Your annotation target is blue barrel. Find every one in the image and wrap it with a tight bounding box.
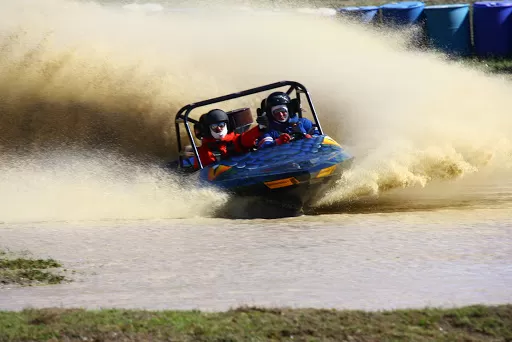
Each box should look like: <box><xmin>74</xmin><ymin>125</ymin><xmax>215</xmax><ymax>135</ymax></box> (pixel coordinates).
<box><xmin>473</xmin><ymin>1</ymin><xmax>512</xmax><ymax>57</ymax></box>
<box><xmin>337</xmin><ymin>6</ymin><xmax>380</xmax><ymax>23</ymax></box>
<box><xmin>424</xmin><ymin>4</ymin><xmax>471</xmax><ymax>56</ymax></box>
<box><xmin>381</xmin><ymin>1</ymin><xmax>425</xmax><ymax>26</ymax></box>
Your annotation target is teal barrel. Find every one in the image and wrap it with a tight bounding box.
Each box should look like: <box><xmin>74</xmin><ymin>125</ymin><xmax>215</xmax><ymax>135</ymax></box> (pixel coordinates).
<box><xmin>381</xmin><ymin>1</ymin><xmax>425</xmax><ymax>26</ymax></box>
<box><xmin>473</xmin><ymin>1</ymin><xmax>512</xmax><ymax>57</ymax></box>
<box><xmin>424</xmin><ymin>4</ymin><xmax>471</xmax><ymax>56</ymax></box>
<box><xmin>337</xmin><ymin>6</ymin><xmax>380</xmax><ymax>23</ymax></box>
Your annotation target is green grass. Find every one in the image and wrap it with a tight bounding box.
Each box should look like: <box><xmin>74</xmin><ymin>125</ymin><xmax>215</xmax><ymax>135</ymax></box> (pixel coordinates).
<box><xmin>471</xmin><ymin>58</ymin><xmax>512</xmax><ymax>74</ymax></box>
<box><xmin>0</xmin><ymin>250</ymin><xmax>67</xmax><ymax>286</ymax></box>
<box><xmin>0</xmin><ymin>304</ymin><xmax>510</xmax><ymax>341</ymax></box>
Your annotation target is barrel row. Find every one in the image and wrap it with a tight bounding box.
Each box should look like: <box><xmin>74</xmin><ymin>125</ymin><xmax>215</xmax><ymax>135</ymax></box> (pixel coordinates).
<box><xmin>338</xmin><ymin>1</ymin><xmax>512</xmax><ymax>57</ymax></box>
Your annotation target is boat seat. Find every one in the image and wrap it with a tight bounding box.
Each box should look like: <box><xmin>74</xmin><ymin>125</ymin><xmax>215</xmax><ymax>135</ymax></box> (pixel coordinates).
<box><xmin>227</xmin><ymin>107</ymin><xmax>254</xmax><ymax>134</ymax></box>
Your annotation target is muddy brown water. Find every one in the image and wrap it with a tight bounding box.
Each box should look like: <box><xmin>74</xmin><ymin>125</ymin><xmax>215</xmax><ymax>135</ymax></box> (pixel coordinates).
<box><xmin>1</xmin><ymin>202</ymin><xmax>512</xmax><ymax>312</ymax></box>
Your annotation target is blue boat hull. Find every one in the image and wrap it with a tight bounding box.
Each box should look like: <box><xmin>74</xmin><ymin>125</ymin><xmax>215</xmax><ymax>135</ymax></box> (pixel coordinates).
<box><xmin>198</xmin><ymin>135</ymin><xmax>354</xmax><ymax>213</ymax></box>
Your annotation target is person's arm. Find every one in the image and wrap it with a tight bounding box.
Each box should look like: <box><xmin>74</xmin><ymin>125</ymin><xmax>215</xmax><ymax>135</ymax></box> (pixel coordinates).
<box><xmin>257</xmin><ymin>127</ymin><xmax>287</xmax><ymax>148</ymax></box>
<box><xmin>239</xmin><ymin>125</ymin><xmax>263</xmax><ymax>150</ymax></box>
<box><xmin>257</xmin><ymin>130</ymin><xmax>292</xmax><ymax>148</ymax></box>
<box><xmin>303</xmin><ymin>119</ymin><xmax>320</xmax><ymax>135</ymax></box>
<box><xmin>257</xmin><ymin>133</ymin><xmax>275</xmax><ymax>149</ymax></box>
<box><xmin>193</xmin><ymin>145</ymin><xmax>216</xmax><ymax>168</ymax></box>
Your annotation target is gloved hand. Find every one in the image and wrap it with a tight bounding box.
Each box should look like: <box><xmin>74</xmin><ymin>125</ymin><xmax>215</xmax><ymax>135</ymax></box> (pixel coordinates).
<box><xmin>304</xmin><ymin>134</ymin><xmax>312</xmax><ymax>139</ymax></box>
<box><xmin>256</xmin><ymin>113</ymin><xmax>269</xmax><ymax>131</ymax></box>
<box><xmin>183</xmin><ymin>145</ymin><xmax>195</xmax><ymax>157</ymax></box>
<box><xmin>276</xmin><ymin>133</ymin><xmax>291</xmax><ymax>145</ymax></box>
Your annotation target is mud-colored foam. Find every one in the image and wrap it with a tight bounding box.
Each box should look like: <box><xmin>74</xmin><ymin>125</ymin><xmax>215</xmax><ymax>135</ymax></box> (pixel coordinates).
<box><xmin>1</xmin><ymin>0</ymin><xmax>512</xmax><ymax>222</ymax></box>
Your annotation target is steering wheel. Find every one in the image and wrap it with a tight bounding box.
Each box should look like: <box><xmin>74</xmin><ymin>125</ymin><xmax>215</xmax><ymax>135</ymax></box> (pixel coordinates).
<box><xmin>289</xmin><ymin>132</ymin><xmax>306</xmax><ymax>141</ymax></box>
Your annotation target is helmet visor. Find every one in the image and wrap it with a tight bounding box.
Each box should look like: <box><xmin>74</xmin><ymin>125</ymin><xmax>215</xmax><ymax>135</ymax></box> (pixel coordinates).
<box><xmin>209</xmin><ymin>121</ymin><xmax>227</xmax><ymax>132</ymax></box>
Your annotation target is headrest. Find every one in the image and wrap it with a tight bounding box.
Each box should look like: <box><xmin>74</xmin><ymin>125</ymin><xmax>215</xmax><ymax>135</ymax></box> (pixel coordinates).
<box><xmin>227</xmin><ymin>107</ymin><xmax>254</xmax><ymax>134</ymax></box>
<box><xmin>289</xmin><ymin>98</ymin><xmax>301</xmax><ymax>118</ymax></box>
<box><xmin>194</xmin><ymin>113</ymin><xmax>210</xmax><ymax>139</ymax></box>
<box><xmin>193</xmin><ymin>123</ymin><xmax>203</xmax><ymax>139</ymax></box>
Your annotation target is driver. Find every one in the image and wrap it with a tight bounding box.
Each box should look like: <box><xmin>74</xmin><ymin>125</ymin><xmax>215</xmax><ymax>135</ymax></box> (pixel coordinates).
<box><xmin>193</xmin><ymin>108</ymin><xmax>262</xmax><ymax>168</ymax></box>
<box><xmin>256</xmin><ymin>92</ymin><xmax>319</xmax><ymax>149</ymax></box>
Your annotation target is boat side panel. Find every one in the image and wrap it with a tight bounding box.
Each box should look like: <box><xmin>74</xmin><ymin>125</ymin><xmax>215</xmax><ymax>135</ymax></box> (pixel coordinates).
<box><xmin>199</xmin><ymin>135</ymin><xmax>353</xmax><ymax>190</ymax></box>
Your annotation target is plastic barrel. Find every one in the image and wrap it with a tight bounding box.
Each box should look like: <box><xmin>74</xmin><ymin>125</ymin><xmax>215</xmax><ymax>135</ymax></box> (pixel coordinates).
<box><xmin>337</xmin><ymin>6</ymin><xmax>380</xmax><ymax>23</ymax></box>
<box><xmin>424</xmin><ymin>4</ymin><xmax>471</xmax><ymax>56</ymax></box>
<box><xmin>473</xmin><ymin>1</ymin><xmax>512</xmax><ymax>57</ymax></box>
<box><xmin>381</xmin><ymin>1</ymin><xmax>425</xmax><ymax>26</ymax></box>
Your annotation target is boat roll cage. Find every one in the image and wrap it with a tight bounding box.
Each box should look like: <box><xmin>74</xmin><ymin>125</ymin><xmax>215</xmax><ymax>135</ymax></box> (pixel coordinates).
<box><xmin>174</xmin><ymin>80</ymin><xmax>323</xmax><ymax>170</ymax></box>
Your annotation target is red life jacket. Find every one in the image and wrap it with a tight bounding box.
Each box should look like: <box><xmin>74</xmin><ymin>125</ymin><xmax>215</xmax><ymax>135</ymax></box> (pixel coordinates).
<box><xmin>194</xmin><ymin>125</ymin><xmax>261</xmax><ymax>168</ymax></box>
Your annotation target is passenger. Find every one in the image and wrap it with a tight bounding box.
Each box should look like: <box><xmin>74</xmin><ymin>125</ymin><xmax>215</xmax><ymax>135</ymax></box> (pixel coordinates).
<box><xmin>256</xmin><ymin>92</ymin><xmax>319</xmax><ymax>149</ymax></box>
<box><xmin>193</xmin><ymin>108</ymin><xmax>262</xmax><ymax>168</ymax></box>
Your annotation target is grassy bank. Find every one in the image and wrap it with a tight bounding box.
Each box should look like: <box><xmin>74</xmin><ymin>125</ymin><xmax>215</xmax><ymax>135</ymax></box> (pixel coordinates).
<box><xmin>0</xmin><ymin>250</ymin><xmax>68</xmax><ymax>286</ymax></box>
<box><xmin>0</xmin><ymin>304</ymin><xmax>510</xmax><ymax>341</ymax></box>
<box><xmin>467</xmin><ymin>58</ymin><xmax>512</xmax><ymax>75</ymax></box>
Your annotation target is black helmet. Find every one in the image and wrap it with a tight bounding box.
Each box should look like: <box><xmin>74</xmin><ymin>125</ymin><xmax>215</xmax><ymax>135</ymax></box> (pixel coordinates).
<box><xmin>265</xmin><ymin>92</ymin><xmax>291</xmax><ymax>111</ymax></box>
<box><xmin>204</xmin><ymin>109</ymin><xmax>229</xmax><ymax>125</ymax></box>
<box><xmin>198</xmin><ymin>109</ymin><xmax>230</xmax><ymax>138</ymax></box>
<box><xmin>265</xmin><ymin>91</ymin><xmax>300</xmax><ymax>124</ymax></box>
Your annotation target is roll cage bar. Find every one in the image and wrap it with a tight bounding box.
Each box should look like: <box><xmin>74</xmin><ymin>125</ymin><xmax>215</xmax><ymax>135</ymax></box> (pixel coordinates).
<box><xmin>174</xmin><ymin>80</ymin><xmax>323</xmax><ymax>170</ymax></box>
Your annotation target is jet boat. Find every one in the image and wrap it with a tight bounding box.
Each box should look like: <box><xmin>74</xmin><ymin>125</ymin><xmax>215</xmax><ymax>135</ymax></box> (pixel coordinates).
<box><xmin>168</xmin><ymin>80</ymin><xmax>354</xmax><ymax>217</ymax></box>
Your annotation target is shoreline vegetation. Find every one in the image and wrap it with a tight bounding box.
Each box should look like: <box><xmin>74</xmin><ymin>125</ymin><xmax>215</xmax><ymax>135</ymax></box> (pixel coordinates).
<box><xmin>0</xmin><ymin>250</ymin><xmax>68</xmax><ymax>287</ymax></box>
<box><xmin>0</xmin><ymin>304</ymin><xmax>510</xmax><ymax>341</ymax></box>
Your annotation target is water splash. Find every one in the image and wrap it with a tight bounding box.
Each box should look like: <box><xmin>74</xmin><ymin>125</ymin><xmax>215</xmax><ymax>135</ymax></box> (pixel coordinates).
<box><xmin>1</xmin><ymin>0</ymin><xmax>512</xmax><ymax>221</ymax></box>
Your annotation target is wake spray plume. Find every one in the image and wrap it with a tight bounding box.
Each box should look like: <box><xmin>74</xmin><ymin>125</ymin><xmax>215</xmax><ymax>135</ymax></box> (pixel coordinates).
<box><xmin>1</xmin><ymin>0</ymin><xmax>512</xmax><ymax>222</ymax></box>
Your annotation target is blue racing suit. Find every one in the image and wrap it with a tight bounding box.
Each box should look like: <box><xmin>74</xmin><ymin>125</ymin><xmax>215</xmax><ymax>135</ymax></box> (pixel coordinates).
<box><xmin>257</xmin><ymin>117</ymin><xmax>319</xmax><ymax>149</ymax></box>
